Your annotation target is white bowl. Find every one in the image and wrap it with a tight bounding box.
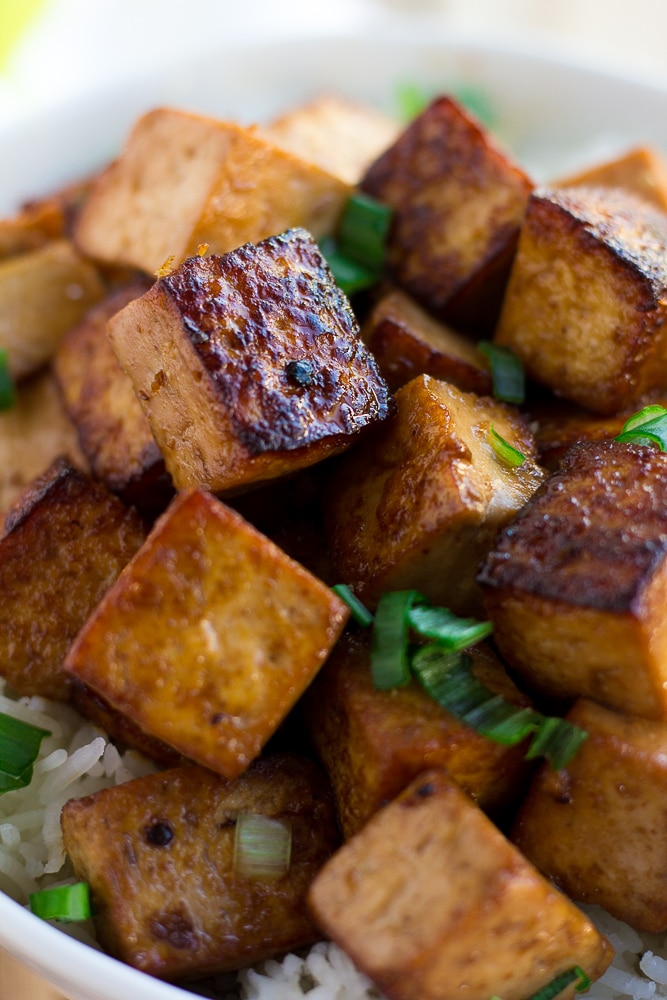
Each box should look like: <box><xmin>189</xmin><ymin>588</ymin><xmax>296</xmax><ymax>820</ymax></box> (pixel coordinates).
<box><xmin>2</xmin><ymin>28</ymin><xmax>667</xmax><ymax>1000</ymax></box>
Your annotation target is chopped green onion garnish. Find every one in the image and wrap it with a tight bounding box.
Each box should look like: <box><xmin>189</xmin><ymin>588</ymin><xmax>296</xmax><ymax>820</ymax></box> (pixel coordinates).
<box><xmin>0</xmin><ymin>711</ymin><xmax>50</xmax><ymax>795</ymax></box>
<box><xmin>29</xmin><ymin>882</ymin><xmax>91</xmax><ymax>923</ymax></box>
<box><xmin>331</xmin><ymin>584</ymin><xmax>373</xmax><ymax>627</ymax></box>
<box><xmin>525</xmin><ymin>717</ymin><xmax>589</xmax><ymax>770</ymax></box>
<box><xmin>488</xmin><ymin>426</ymin><xmax>526</xmax><ymax>468</ymax></box>
<box><xmin>338</xmin><ymin>192</ymin><xmax>393</xmax><ymax>271</ymax></box>
<box><xmin>407</xmin><ymin>604</ymin><xmax>493</xmax><ymax>651</ymax></box>
<box><xmin>615</xmin><ymin>405</ymin><xmax>667</xmax><ymax>451</ymax></box>
<box><xmin>319</xmin><ymin>236</ymin><xmax>379</xmax><ymax>296</ymax></box>
<box><xmin>478</xmin><ymin>342</ymin><xmax>525</xmax><ymax>404</ymax></box>
<box><xmin>395</xmin><ymin>82</ymin><xmax>497</xmax><ymax>129</ymax></box>
<box><xmin>621</xmin><ymin>404</ymin><xmax>667</xmax><ymax>432</ymax></box>
<box><xmin>527</xmin><ymin>967</ymin><xmax>591</xmax><ymax>1000</ymax></box>
<box><xmin>0</xmin><ymin>350</ymin><xmax>16</xmax><ymax>411</ymax></box>
<box><xmin>370</xmin><ymin>590</ymin><xmax>420</xmax><ymax>690</ymax></box>
<box><xmin>396</xmin><ymin>81</ymin><xmax>433</xmax><ymax>121</ymax></box>
<box><xmin>233</xmin><ymin>813</ymin><xmax>292</xmax><ymax>880</ymax></box>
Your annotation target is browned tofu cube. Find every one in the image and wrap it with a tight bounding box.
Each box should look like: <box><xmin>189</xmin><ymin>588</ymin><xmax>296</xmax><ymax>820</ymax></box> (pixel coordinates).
<box><xmin>61</xmin><ymin>753</ymin><xmax>340</xmax><ymax>980</ymax></box>
<box><xmin>54</xmin><ymin>282</ymin><xmax>173</xmax><ymax>516</ymax></box>
<box><xmin>555</xmin><ymin>146</ymin><xmax>667</xmax><ymax>213</ymax></box>
<box><xmin>302</xmin><ymin>632</ymin><xmax>533</xmax><ymax>838</ymax></box>
<box><xmin>308</xmin><ymin>769</ymin><xmax>612</xmax><ymax>1000</ymax></box>
<box><xmin>362</xmin><ymin>288</ymin><xmax>492</xmax><ymax>394</ymax></box>
<box><xmin>0</xmin><ymin>198</ymin><xmax>64</xmax><ymax>259</ymax></box>
<box><xmin>513</xmin><ymin>698</ymin><xmax>667</xmax><ymax>933</ymax></box>
<box><xmin>0</xmin><ymin>458</ymin><xmax>146</xmax><ymax>700</ymax></box>
<box><xmin>264</xmin><ymin>94</ymin><xmax>400</xmax><ymax>185</ymax></box>
<box><xmin>74</xmin><ymin>107</ymin><xmax>351</xmax><ymax>274</ymax></box>
<box><xmin>360</xmin><ymin>96</ymin><xmax>533</xmax><ymax>333</ymax></box>
<box><xmin>0</xmin><ymin>239</ymin><xmax>105</xmax><ymax>379</ymax></box>
<box><xmin>64</xmin><ymin>488</ymin><xmax>349</xmax><ymax>778</ymax></box>
<box><xmin>495</xmin><ymin>186</ymin><xmax>667</xmax><ymax>415</ymax></box>
<box><xmin>108</xmin><ymin>229</ymin><xmax>390</xmax><ymax>495</ymax></box>
<box><xmin>0</xmin><ymin>368</ymin><xmax>86</xmax><ymax>517</ymax></box>
<box><xmin>326</xmin><ymin>374</ymin><xmax>545</xmax><ymax>615</ymax></box>
<box><xmin>479</xmin><ymin>440</ymin><xmax>667</xmax><ymax>720</ymax></box>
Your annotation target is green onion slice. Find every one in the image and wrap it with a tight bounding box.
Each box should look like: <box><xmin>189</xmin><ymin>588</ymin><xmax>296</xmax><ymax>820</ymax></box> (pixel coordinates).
<box><xmin>0</xmin><ymin>711</ymin><xmax>50</xmax><ymax>795</ymax></box>
<box><xmin>407</xmin><ymin>604</ymin><xmax>493</xmax><ymax>651</ymax></box>
<box><xmin>478</xmin><ymin>342</ymin><xmax>525</xmax><ymax>404</ymax></box>
<box><xmin>331</xmin><ymin>584</ymin><xmax>374</xmax><ymax>627</ymax></box>
<box><xmin>488</xmin><ymin>426</ymin><xmax>526</xmax><ymax>468</ymax></box>
<box><xmin>29</xmin><ymin>882</ymin><xmax>91</xmax><ymax>923</ymax></box>
<box><xmin>338</xmin><ymin>192</ymin><xmax>393</xmax><ymax>271</ymax></box>
<box><xmin>233</xmin><ymin>813</ymin><xmax>292</xmax><ymax>880</ymax></box>
<box><xmin>319</xmin><ymin>236</ymin><xmax>380</xmax><ymax>296</ymax></box>
<box><xmin>525</xmin><ymin>717</ymin><xmax>589</xmax><ymax>770</ymax></box>
<box><xmin>0</xmin><ymin>350</ymin><xmax>16</xmax><ymax>411</ymax></box>
<box><xmin>370</xmin><ymin>590</ymin><xmax>421</xmax><ymax>690</ymax></box>
<box><xmin>527</xmin><ymin>966</ymin><xmax>591</xmax><ymax>1000</ymax></box>
<box><xmin>615</xmin><ymin>404</ymin><xmax>667</xmax><ymax>451</ymax></box>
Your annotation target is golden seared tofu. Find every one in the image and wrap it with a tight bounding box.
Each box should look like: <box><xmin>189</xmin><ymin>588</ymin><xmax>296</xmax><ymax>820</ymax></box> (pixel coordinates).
<box><xmin>61</xmin><ymin>753</ymin><xmax>340</xmax><ymax>981</ymax></box>
<box><xmin>513</xmin><ymin>698</ymin><xmax>667</xmax><ymax>933</ymax></box>
<box><xmin>495</xmin><ymin>186</ymin><xmax>667</xmax><ymax>415</ymax></box>
<box><xmin>74</xmin><ymin>107</ymin><xmax>350</xmax><ymax>274</ymax></box>
<box><xmin>0</xmin><ymin>239</ymin><xmax>105</xmax><ymax>380</ymax></box>
<box><xmin>555</xmin><ymin>146</ymin><xmax>667</xmax><ymax>213</ymax></box>
<box><xmin>302</xmin><ymin>632</ymin><xmax>533</xmax><ymax>838</ymax></box>
<box><xmin>0</xmin><ymin>197</ymin><xmax>64</xmax><ymax>259</ymax></box>
<box><xmin>54</xmin><ymin>282</ymin><xmax>173</xmax><ymax>516</ymax></box>
<box><xmin>308</xmin><ymin>769</ymin><xmax>612</xmax><ymax>1000</ymax></box>
<box><xmin>108</xmin><ymin>229</ymin><xmax>390</xmax><ymax>494</ymax></box>
<box><xmin>479</xmin><ymin>440</ymin><xmax>667</xmax><ymax>720</ymax></box>
<box><xmin>0</xmin><ymin>458</ymin><xmax>145</xmax><ymax>700</ymax></box>
<box><xmin>360</xmin><ymin>96</ymin><xmax>533</xmax><ymax>333</ymax></box>
<box><xmin>264</xmin><ymin>93</ymin><xmax>400</xmax><ymax>185</ymax></box>
<box><xmin>326</xmin><ymin>374</ymin><xmax>545</xmax><ymax>615</ymax></box>
<box><xmin>64</xmin><ymin>488</ymin><xmax>350</xmax><ymax>778</ymax></box>
<box><xmin>0</xmin><ymin>368</ymin><xmax>86</xmax><ymax>517</ymax></box>
<box><xmin>362</xmin><ymin>288</ymin><xmax>492</xmax><ymax>394</ymax></box>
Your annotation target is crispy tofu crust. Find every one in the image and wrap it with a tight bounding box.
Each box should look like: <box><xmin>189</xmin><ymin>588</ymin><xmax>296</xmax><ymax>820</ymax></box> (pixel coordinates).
<box><xmin>108</xmin><ymin>229</ymin><xmax>391</xmax><ymax>494</ymax></box>
<box><xmin>64</xmin><ymin>488</ymin><xmax>350</xmax><ymax>778</ymax></box>
<box><xmin>495</xmin><ymin>186</ymin><xmax>667</xmax><ymax>414</ymax></box>
<box><xmin>61</xmin><ymin>753</ymin><xmax>340</xmax><ymax>980</ymax></box>
<box><xmin>513</xmin><ymin>698</ymin><xmax>667</xmax><ymax>933</ymax></box>
<box><xmin>479</xmin><ymin>440</ymin><xmax>667</xmax><ymax>718</ymax></box>
<box><xmin>308</xmin><ymin>769</ymin><xmax>612</xmax><ymax>1000</ymax></box>
<box><xmin>555</xmin><ymin>146</ymin><xmax>667</xmax><ymax>213</ymax></box>
<box><xmin>361</xmin><ymin>96</ymin><xmax>533</xmax><ymax>333</ymax></box>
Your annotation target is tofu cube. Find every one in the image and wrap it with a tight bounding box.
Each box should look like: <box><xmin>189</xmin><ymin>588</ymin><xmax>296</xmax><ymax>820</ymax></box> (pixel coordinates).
<box><xmin>61</xmin><ymin>753</ymin><xmax>340</xmax><ymax>980</ymax></box>
<box><xmin>555</xmin><ymin>146</ymin><xmax>667</xmax><ymax>213</ymax></box>
<box><xmin>64</xmin><ymin>488</ymin><xmax>350</xmax><ymax>778</ymax></box>
<box><xmin>513</xmin><ymin>698</ymin><xmax>667</xmax><ymax>933</ymax></box>
<box><xmin>302</xmin><ymin>633</ymin><xmax>533</xmax><ymax>838</ymax></box>
<box><xmin>479</xmin><ymin>440</ymin><xmax>667</xmax><ymax>720</ymax></box>
<box><xmin>0</xmin><ymin>458</ymin><xmax>146</xmax><ymax>700</ymax></box>
<box><xmin>494</xmin><ymin>186</ymin><xmax>667</xmax><ymax>415</ymax></box>
<box><xmin>360</xmin><ymin>96</ymin><xmax>533</xmax><ymax>333</ymax></box>
<box><xmin>74</xmin><ymin>107</ymin><xmax>351</xmax><ymax>274</ymax></box>
<box><xmin>308</xmin><ymin>769</ymin><xmax>612</xmax><ymax>1000</ymax></box>
<box><xmin>0</xmin><ymin>239</ymin><xmax>105</xmax><ymax>380</ymax></box>
<box><xmin>0</xmin><ymin>198</ymin><xmax>64</xmax><ymax>259</ymax></box>
<box><xmin>54</xmin><ymin>282</ymin><xmax>173</xmax><ymax>516</ymax></box>
<box><xmin>326</xmin><ymin>374</ymin><xmax>545</xmax><ymax>615</ymax></box>
<box><xmin>362</xmin><ymin>288</ymin><xmax>492</xmax><ymax>394</ymax></box>
<box><xmin>108</xmin><ymin>229</ymin><xmax>390</xmax><ymax>494</ymax></box>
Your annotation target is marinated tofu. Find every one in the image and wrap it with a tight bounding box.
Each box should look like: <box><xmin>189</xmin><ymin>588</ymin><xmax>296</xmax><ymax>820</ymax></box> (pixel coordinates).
<box><xmin>361</xmin><ymin>288</ymin><xmax>492</xmax><ymax>394</ymax></box>
<box><xmin>0</xmin><ymin>198</ymin><xmax>64</xmax><ymax>259</ymax></box>
<box><xmin>61</xmin><ymin>753</ymin><xmax>340</xmax><ymax>980</ymax></box>
<box><xmin>0</xmin><ymin>458</ymin><xmax>146</xmax><ymax>700</ymax></box>
<box><xmin>54</xmin><ymin>282</ymin><xmax>173</xmax><ymax>516</ymax></box>
<box><xmin>360</xmin><ymin>96</ymin><xmax>533</xmax><ymax>333</ymax></box>
<box><xmin>74</xmin><ymin>107</ymin><xmax>351</xmax><ymax>274</ymax></box>
<box><xmin>326</xmin><ymin>374</ymin><xmax>545</xmax><ymax>614</ymax></box>
<box><xmin>108</xmin><ymin>229</ymin><xmax>391</xmax><ymax>494</ymax></box>
<box><xmin>513</xmin><ymin>698</ymin><xmax>667</xmax><ymax>933</ymax></box>
<box><xmin>494</xmin><ymin>186</ymin><xmax>667</xmax><ymax>415</ymax></box>
<box><xmin>479</xmin><ymin>439</ymin><xmax>667</xmax><ymax>719</ymax></box>
<box><xmin>555</xmin><ymin>146</ymin><xmax>667</xmax><ymax>213</ymax></box>
<box><xmin>302</xmin><ymin>632</ymin><xmax>533</xmax><ymax>838</ymax></box>
<box><xmin>64</xmin><ymin>488</ymin><xmax>349</xmax><ymax>778</ymax></box>
<box><xmin>308</xmin><ymin>769</ymin><xmax>612</xmax><ymax>1000</ymax></box>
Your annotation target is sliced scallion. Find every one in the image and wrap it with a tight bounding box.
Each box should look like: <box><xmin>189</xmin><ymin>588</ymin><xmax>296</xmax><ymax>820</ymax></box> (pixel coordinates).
<box><xmin>525</xmin><ymin>716</ymin><xmax>589</xmax><ymax>770</ymax></box>
<box><xmin>488</xmin><ymin>426</ymin><xmax>526</xmax><ymax>468</ymax></box>
<box><xmin>478</xmin><ymin>342</ymin><xmax>525</xmax><ymax>404</ymax></box>
<box><xmin>527</xmin><ymin>966</ymin><xmax>591</xmax><ymax>1000</ymax></box>
<box><xmin>331</xmin><ymin>584</ymin><xmax>374</xmax><ymax>627</ymax></box>
<box><xmin>233</xmin><ymin>813</ymin><xmax>292</xmax><ymax>880</ymax></box>
<box><xmin>29</xmin><ymin>882</ymin><xmax>91</xmax><ymax>923</ymax></box>
<box><xmin>319</xmin><ymin>236</ymin><xmax>379</xmax><ymax>296</ymax></box>
<box><xmin>370</xmin><ymin>590</ymin><xmax>421</xmax><ymax>690</ymax></box>
<box><xmin>615</xmin><ymin>405</ymin><xmax>667</xmax><ymax>451</ymax></box>
<box><xmin>338</xmin><ymin>192</ymin><xmax>393</xmax><ymax>271</ymax></box>
<box><xmin>407</xmin><ymin>604</ymin><xmax>493</xmax><ymax>651</ymax></box>
<box><xmin>0</xmin><ymin>350</ymin><xmax>16</xmax><ymax>411</ymax></box>
<box><xmin>0</xmin><ymin>711</ymin><xmax>50</xmax><ymax>795</ymax></box>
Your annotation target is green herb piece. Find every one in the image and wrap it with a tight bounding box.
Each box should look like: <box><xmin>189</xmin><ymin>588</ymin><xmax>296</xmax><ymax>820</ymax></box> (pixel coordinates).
<box><xmin>395</xmin><ymin>81</ymin><xmax>497</xmax><ymax>129</ymax></box>
<box><xmin>396</xmin><ymin>81</ymin><xmax>433</xmax><ymax>121</ymax></box>
<box><xmin>525</xmin><ymin>716</ymin><xmax>589</xmax><ymax>770</ymax></box>
<box><xmin>233</xmin><ymin>813</ymin><xmax>292</xmax><ymax>880</ymax></box>
<box><xmin>0</xmin><ymin>350</ymin><xmax>16</xmax><ymax>411</ymax></box>
<box><xmin>527</xmin><ymin>966</ymin><xmax>591</xmax><ymax>1000</ymax></box>
<box><xmin>29</xmin><ymin>882</ymin><xmax>91</xmax><ymax>923</ymax></box>
<box><xmin>370</xmin><ymin>590</ymin><xmax>421</xmax><ymax>690</ymax></box>
<box><xmin>615</xmin><ymin>405</ymin><xmax>667</xmax><ymax>451</ymax></box>
<box><xmin>338</xmin><ymin>192</ymin><xmax>393</xmax><ymax>271</ymax></box>
<box><xmin>332</xmin><ymin>584</ymin><xmax>374</xmax><ymax>627</ymax></box>
<box><xmin>319</xmin><ymin>236</ymin><xmax>379</xmax><ymax>296</ymax></box>
<box><xmin>488</xmin><ymin>426</ymin><xmax>526</xmax><ymax>467</ymax></box>
<box><xmin>407</xmin><ymin>604</ymin><xmax>493</xmax><ymax>651</ymax></box>
<box><xmin>478</xmin><ymin>342</ymin><xmax>525</xmax><ymax>404</ymax></box>
<box><xmin>0</xmin><ymin>711</ymin><xmax>50</xmax><ymax>795</ymax></box>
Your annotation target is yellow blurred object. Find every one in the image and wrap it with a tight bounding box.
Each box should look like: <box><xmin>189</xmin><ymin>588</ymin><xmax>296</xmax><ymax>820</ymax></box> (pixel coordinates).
<box><xmin>0</xmin><ymin>0</ymin><xmax>47</xmax><ymax>72</ymax></box>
